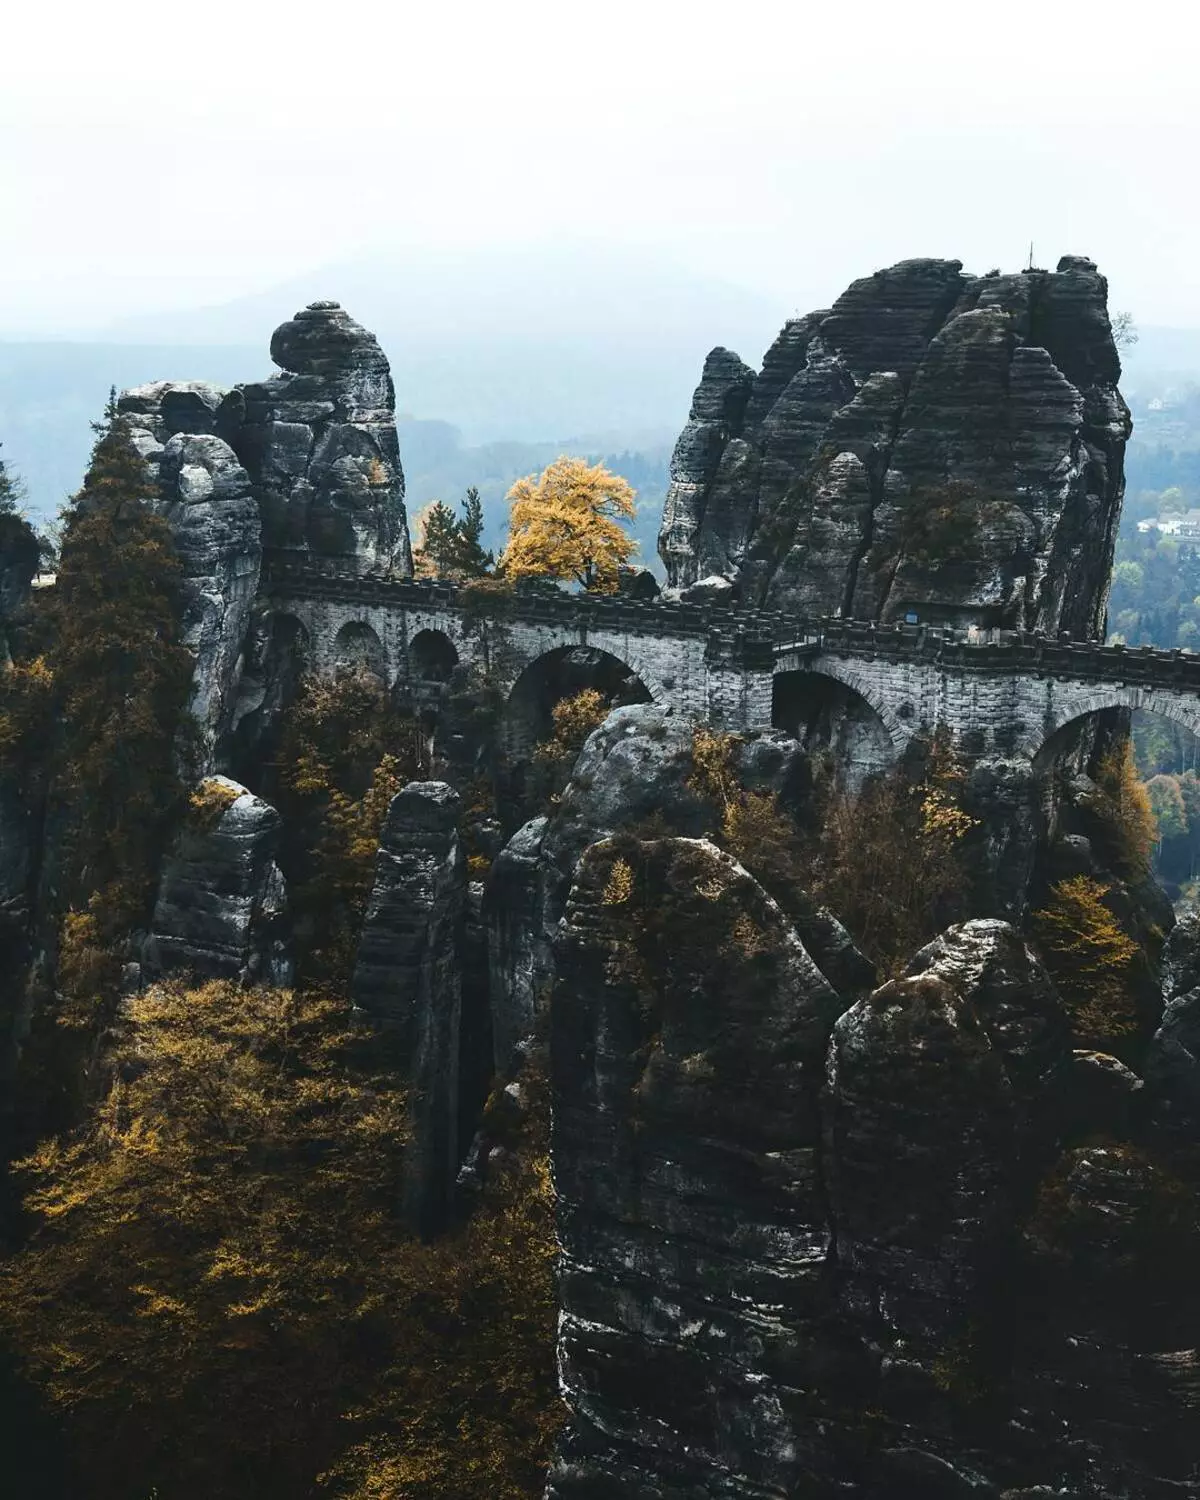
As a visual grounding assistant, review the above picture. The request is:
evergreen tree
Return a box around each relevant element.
[0,441,23,515]
[44,393,194,954]
[455,485,494,578]
[413,499,463,579]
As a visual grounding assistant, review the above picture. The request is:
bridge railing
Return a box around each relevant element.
[261,553,1200,692]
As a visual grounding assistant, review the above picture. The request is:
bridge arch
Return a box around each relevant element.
[501,644,653,761]
[772,660,908,790]
[1022,685,1200,765]
[332,620,386,679]
[409,628,459,684]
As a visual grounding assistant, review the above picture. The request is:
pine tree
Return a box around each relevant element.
[0,440,23,515]
[46,394,194,931]
[413,499,464,579]
[455,485,494,578]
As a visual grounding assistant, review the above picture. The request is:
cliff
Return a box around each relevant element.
[660,256,1130,637]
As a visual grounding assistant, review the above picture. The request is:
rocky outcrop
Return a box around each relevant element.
[548,835,844,1496]
[120,385,263,764]
[144,777,291,987]
[486,704,872,1078]
[484,814,549,1074]
[660,256,1130,638]
[825,920,1070,1378]
[549,889,1200,1495]
[1146,909,1200,1133]
[113,301,414,762]
[351,781,464,1235]
[220,300,413,576]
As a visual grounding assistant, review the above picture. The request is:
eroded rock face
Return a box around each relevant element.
[119,386,262,766]
[548,835,844,1496]
[1146,909,1200,1132]
[826,920,1070,1365]
[222,300,413,576]
[145,778,291,988]
[660,256,1129,637]
[486,704,872,1078]
[484,814,549,1074]
[351,781,464,1234]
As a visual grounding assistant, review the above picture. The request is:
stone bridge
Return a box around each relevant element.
[262,554,1200,767]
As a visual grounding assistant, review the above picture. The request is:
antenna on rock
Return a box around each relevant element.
[1027,241,1035,270]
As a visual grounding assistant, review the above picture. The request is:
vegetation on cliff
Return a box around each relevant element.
[271,668,430,988]
[1,399,194,1133]
[0,981,559,1500]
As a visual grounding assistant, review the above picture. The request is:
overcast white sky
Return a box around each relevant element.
[1,0,1191,334]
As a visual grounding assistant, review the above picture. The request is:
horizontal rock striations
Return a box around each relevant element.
[115,302,413,767]
[660,256,1130,638]
[221,300,413,577]
[121,385,263,765]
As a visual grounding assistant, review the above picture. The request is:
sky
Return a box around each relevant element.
[1,0,1194,335]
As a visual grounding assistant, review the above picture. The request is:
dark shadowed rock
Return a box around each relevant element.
[351,780,464,1234]
[484,814,548,1074]
[1146,909,1200,1132]
[660,256,1129,638]
[145,777,291,987]
[548,835,843,1496]
[825,921,1070,1359]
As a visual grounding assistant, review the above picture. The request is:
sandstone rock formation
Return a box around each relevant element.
[114,301,413,766]
[1147,909,1200,1133]
[145,777,291,987]
[826,921,1069,1364]
[484,814,548,1074]
[120,386,263,764]
[351,781,465,1234]
[220,300,413,576]
[549,887,1200,1496]
[548,834,843,1496]
[660,256,1130,638]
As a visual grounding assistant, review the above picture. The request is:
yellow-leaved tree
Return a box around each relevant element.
[0,980,562,1500]
[500,457,637,592]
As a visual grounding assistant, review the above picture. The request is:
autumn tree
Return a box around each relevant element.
[5,397,194,1119]
[272,668,430,986]
[0,980,560,1500]
[534,688,610,787]
[500,456,637,592]
[1093,738,1157,878]
[813,734,977,975]
[1032,876,1140,1045]
[46,398,193,916]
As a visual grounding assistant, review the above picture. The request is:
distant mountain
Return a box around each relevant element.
[1,245,785,523]
[100,244,788,442]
